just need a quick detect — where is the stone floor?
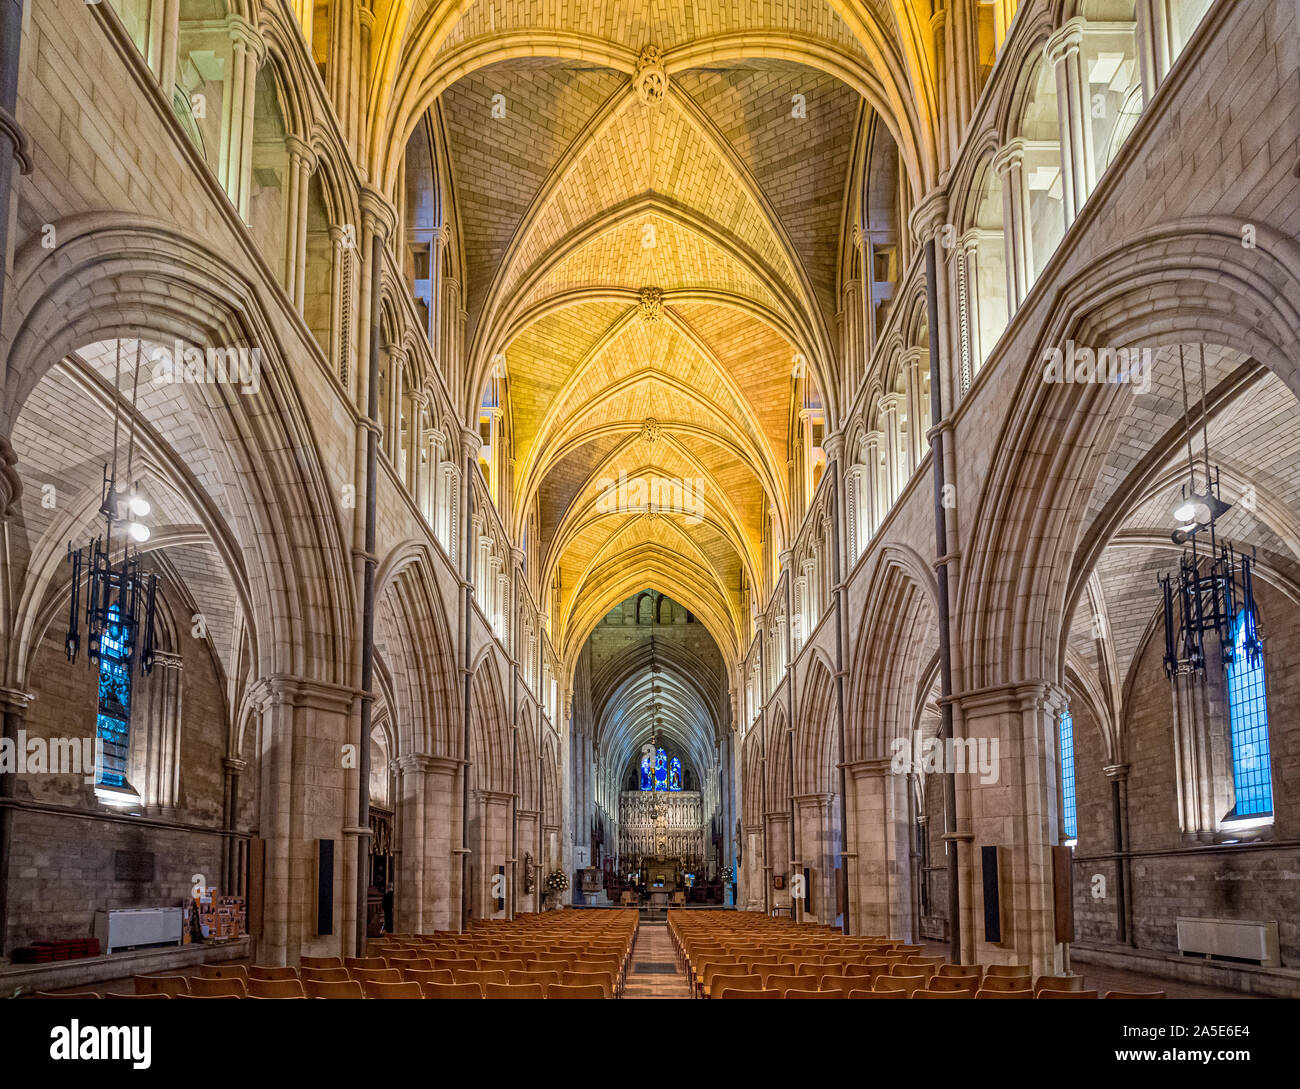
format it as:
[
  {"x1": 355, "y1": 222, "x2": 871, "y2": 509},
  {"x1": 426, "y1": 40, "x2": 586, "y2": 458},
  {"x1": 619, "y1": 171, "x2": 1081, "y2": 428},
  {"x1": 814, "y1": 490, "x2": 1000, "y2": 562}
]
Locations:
[{"x1": 622, "y1": 922, "x2": 693, "y2": 999}]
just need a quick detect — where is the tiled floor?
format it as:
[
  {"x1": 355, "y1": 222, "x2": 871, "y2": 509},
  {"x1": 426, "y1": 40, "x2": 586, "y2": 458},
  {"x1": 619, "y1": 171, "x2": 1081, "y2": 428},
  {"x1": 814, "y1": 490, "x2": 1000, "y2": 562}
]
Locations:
[{"x1": 622, "y1": 923, "x2": 692, "y2": 999}]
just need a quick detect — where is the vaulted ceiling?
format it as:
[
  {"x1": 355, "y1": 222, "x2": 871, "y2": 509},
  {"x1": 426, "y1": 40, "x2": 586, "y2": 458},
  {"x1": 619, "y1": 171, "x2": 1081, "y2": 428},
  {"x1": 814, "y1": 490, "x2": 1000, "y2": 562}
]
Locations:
[{"x1": 393, "y1": 0, "x2": 935, "y2": 665}]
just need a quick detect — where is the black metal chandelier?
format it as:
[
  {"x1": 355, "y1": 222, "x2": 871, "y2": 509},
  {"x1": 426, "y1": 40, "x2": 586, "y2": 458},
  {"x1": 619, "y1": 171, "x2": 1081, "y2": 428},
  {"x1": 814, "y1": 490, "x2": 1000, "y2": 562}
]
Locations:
[
  {"x1": 64, "y1": 340, "x2": 160, "y2": 682},
  {"x1": 1158, "y1": 345, "x2": 1260, "y2": 679}
]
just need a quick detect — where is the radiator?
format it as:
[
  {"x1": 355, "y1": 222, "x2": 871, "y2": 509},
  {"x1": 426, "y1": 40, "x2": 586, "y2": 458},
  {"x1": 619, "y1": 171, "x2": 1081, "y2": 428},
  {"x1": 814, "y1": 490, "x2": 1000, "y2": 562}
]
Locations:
[
  {"x1": 93, "y1": 908, "x2": 183, "y2": 954},
  {"x1": 1176, "y1": 916, "x2": 1280, "y2": 967}
]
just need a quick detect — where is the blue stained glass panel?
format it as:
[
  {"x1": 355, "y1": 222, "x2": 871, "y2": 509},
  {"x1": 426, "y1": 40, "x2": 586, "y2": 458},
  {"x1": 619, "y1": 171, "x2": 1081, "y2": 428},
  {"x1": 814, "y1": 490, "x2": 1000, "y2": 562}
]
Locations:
[
  {"x1": 1227, "y1": 610, "x2": 1273, "y2": 817},
  {"x1": 96, "y1": 605, "x2": 132, "y2": 789},
  {"x1": 654, "y1": 747, "x2": 667, "y2": 791},
  {"x1": 669, "y1": 757, "x2": 682, "y2": 791},
  {"x1": 1059, "y1": 710, "x2": 1076, "y2": 840},
  {"x1": 640, "y1": 753, "x2": 653, "y2": 791}
]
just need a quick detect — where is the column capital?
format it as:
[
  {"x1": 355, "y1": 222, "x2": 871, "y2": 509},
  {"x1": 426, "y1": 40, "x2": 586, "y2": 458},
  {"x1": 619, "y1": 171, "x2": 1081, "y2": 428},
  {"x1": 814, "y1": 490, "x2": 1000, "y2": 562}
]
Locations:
[
  {"x1": 1045, "y1": 17, "x2": 1087, "y2": 64},
  {"x1": 226, "y1": 16, "x2": 267, "y2": 63},
  {"x1": 284, "y1": 133, "x2": 317, "y2": 171},
  {"x1": 0, "y1": 686, "x2": 32, "y2": 712},
  {"x1": 1103, "y1": 763, "x2": 1131, "y2": 782},
  {"x1": 0, "y1": 436, "x2": 22, "y2": 520},
  {"x1": 992, "y1": 137, "x2": 1028, "y2": 174},
  {"x1": 246, "y1": 674, "x2": 358, "y2": 714},
  {"x1": 359, "y1": 185, "x2": 399, "y2": 244},
  {"x1": 821, "y1": 430, "x2": 846, "y2": 461},
  {"x1": 222, "y1": 756, "x2": 248, "y2": 775},
  {"x1": 908, "y1": 185, "x2": 950, "y2": 246},
  {"x1": 150, "y1": 650, "x2": 185, "y2": 671}
]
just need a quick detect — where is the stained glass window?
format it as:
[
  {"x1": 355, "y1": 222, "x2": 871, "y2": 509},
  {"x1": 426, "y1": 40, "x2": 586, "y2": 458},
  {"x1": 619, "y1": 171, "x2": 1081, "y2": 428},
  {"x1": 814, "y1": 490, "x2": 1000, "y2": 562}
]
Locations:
[
  {"x1": 1227, "y1": 609, "x2": 1272, "y2": 818},
  {"x1": 653, "y1": 747, "x2": 668, "y2": 791},
  {"x1": 669, "y1": 757, "x2": 682, "y2": 791},
  {"x1": 96, "y1": 605, "x2": 132, "y2": 788},
  {"x1": 639, "y1": 752, "x2": 653, "y2": 791},
  {"x1": 1059, "y1": 709, "x2": 1076, "y2": 841}
]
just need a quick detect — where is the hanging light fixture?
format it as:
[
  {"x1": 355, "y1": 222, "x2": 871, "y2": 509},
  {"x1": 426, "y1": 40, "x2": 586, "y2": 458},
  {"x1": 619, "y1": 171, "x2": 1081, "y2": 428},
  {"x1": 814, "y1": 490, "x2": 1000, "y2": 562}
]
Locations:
[
  {"x1": 1158, "y1": 344, "x2": 1259, "y2": 679},
  {"x1": 65, "y1": 339, "x2": 161, "y2": 683}
]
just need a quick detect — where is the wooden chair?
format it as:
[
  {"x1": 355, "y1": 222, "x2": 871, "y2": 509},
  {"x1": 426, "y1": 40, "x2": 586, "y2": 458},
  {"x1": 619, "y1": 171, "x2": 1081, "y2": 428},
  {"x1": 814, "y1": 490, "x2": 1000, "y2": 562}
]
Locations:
[
  {"x1": 247, "y1": 977, "x2": 306, "y2": 998},
  {"x1": 936, "y1": 964, "x2": 982, "y2": 981},
  {"x1": 890, "y1": 964, "x2": 936, "y2": 982},
  {"x1": 301, "y1": 956, "x2": 343, "y2": 969},
  {"x1": 134, "y1": 975, "x2": 189, "y2": 997},
  {"x1": 1037, "y1": 989, "x2": 1098, "y2": 999},
  {"x1": 176, "y1": 994, "x2": 241, "y2": 1000},
  {"x1": 424, "y1": 981, "x2": 484, "y2": 999},
  {"x1": 456, "y1": 968, "x2": 508, "y2": 989},
  {"x1": 249, "y1": 966, "x2": 298, "y2": 981},
  {"x1": 717, "y1": 987, "x2": 780, "y2": 999},
  {"x1": 385, "y1": 957, "x2": 433, "y2": 972},
  {"x1": 188, "y1": 977, "x2": 247, "y2": 997},
  {"x1": 1034, "y1": 975, "x2": 1088, "y2": 995},
  {"x1": 904, "y1": 956, "x2": 946, "y2": 968},
  {"x1": 763, "y1": 973, "x2": 805, "y2": 995},
  {"x1": 708, "y1": 973, "x2": 763, "y2": 997},
  {"x1": 546, "y1": 983, "x2": 607, "y2": 999},
  {"x1": 349, "y1": 967, "x2": 401, "y2": 985},
  {"x1": 404, "y1": 968, "x2": 455, "y2": 987},
  {"x1": 105, "y1": 992, "x2": 168, "y2": 999},
  {"x1": 36, "y1": 991, "x2": 102, "y2": 998},
  {"x1": 485, "y1": 982, "x2": 545, "y2": 999},
  {"x1": 928, "y1": 975, "x2": 978, "y2": 993},
  {"x1": 873, "y1": 976, "x2": 925, "y2": 997},
  {"x1": 1105, "y1": 990, "x2": 1166, "y2": 999},
  {"x1": 916, "y1": 988, "x2": 973, "y2": 999},
  {"x1": 510, "y1": 969, "x2": 561, "y2": 988},
  {"x1": 560, "y1": 971, "x2": 612, "y2": 998},
  {"x1": 365, "y1": 980, "x2": 424, "y2": 999},
  {"x1": 344, "y1": 957, "x2": 387, "y2": 970},
  {"x1": 985, "y1": 964, "x2": 1032, "y2": 978},
  {"x1": 975, "y1": 988, "x2": 1033, "y2": 999},
  {"x1": 978, "y1": 974, "x2": 1032, "y2": 992},
  {"x1": 785, "y1": 988, "x2": 838, "y2": 999},
  {"x1": 847, "y1": 989, "x2": 895, "y2": 999},
  {"x1": 197, "y1": 963, "x2": 248, "y2": 981},
  {"x1": 433, "y1": 958, "x2": 478, "y2": 973},
  {"x1": 305, "y1": 979, "x2": 365, "y2": 999},
  {"x1": 301, "y1": 966, "x2": 350, "y2": 983}
]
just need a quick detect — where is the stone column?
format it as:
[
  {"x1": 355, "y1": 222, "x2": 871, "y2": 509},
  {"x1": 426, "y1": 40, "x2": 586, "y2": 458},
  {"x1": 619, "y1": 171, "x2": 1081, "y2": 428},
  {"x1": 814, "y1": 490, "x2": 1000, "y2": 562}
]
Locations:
[
  {"x1": 137, "y1": 650, "x2": 184, "y2": 817},
  {"x1": 953, "y1": 682, "x2": 1068, "y2": 976},
  {"x1": 250, "y1": 676, "x2": 356, "y2": 964},
  {"x1": 424, "y1": 756, "x2": 464, "y2": 931},
  {"x1": 903, "y1": 349, "x2": 928, "y2": 471},
  {"x1": 794, "y1": 792, "x2": 837, "y2": 923},
  {"x1": 877, "y1": 392, "x2": 906, "y2": 501},
  {"x1": 0, "y1": 687, "x2": 31, "y2": 955},
  {"x1": 1135, "y1": 0, "x2": 1174, "y2": 102},
  {"x1": 846, "y1": 759, "x2": 912, "y2": 938},
  {"x1": 148, "y1": 0, "x2": 181, "y2": 101},
  {"x1": 861, "y1": 431, "x2": 885, "y2": 531},
  {"x1": 221, "y1": 18, "x2": 265, "y2": 221},
  {"x1": 395, "y1": 754, "x2": 430, "y2": 934},
  {"x1": 1170, "y1": 672, "x2": 1230, "y2": 840},
  {"x1": 1048, "y1": 19, "x2": 1096, "y2": 226},
  {"x1": 221, "y1": 756, "x2": 247, "y2": 894},
  {"x1": 283, "y1": 135, "x2": 317, "y2": 311},
  {"x1": 993, "y1": 139, "x2": 1032, "y2": 308}
]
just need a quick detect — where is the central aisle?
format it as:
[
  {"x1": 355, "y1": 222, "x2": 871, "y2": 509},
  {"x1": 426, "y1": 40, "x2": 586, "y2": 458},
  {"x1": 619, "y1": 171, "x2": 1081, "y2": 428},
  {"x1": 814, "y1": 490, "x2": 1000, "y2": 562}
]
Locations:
[{"x1": 622, "y1": 921, "x2": 693, "y2": 999}]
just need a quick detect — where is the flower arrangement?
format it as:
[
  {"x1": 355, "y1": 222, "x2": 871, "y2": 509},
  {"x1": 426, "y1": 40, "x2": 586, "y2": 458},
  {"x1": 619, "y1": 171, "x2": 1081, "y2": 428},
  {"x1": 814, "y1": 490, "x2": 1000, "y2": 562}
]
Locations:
[
  {"x1": 720, "y1": 867, "x2": 735, "y2": 882},
  {"x1": 545, "y1": 869, "x2": 569, "y2": 892}
]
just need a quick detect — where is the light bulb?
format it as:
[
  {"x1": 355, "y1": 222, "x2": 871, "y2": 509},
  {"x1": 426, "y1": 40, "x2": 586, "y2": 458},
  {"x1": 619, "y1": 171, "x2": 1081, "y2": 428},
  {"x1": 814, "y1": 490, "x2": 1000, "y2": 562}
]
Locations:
[
  {"x1": 128, "y1": 522, "x2": 150, "y2": 543},
  {"x1": 1174, "y1": 502, "x2": 1195, "y2": 523},
  {"x1": 128, "y1": 495, "x2": 151, "y2": 517}
]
